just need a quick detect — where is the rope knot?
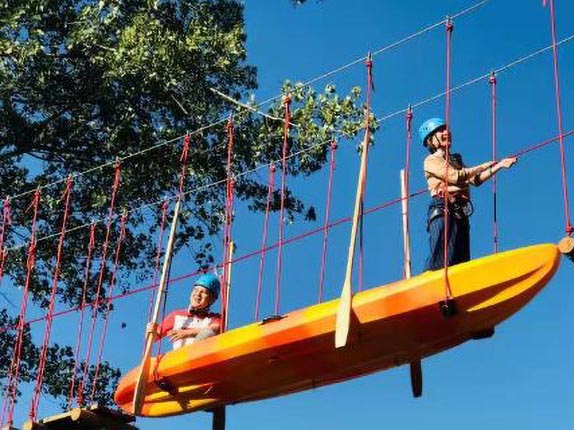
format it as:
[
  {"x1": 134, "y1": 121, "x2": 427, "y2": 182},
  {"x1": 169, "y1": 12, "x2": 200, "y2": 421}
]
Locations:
[{"x1": 489, "y1": 71, "x2": 497, "y2": 85}]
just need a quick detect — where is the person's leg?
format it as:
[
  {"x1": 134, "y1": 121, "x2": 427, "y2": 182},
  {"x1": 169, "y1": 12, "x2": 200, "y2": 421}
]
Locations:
[
  {"x1": 451, "y1": 216, "x2": 470, "y2": 265},
  {"x1": 425, "y1": 214, "x2": 445, "y2": 271}
]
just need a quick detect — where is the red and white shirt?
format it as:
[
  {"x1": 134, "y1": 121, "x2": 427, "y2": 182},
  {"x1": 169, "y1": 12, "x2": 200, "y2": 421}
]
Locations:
[{"x1": 158, "y1": 308, "x2": 221, "y2": 350}]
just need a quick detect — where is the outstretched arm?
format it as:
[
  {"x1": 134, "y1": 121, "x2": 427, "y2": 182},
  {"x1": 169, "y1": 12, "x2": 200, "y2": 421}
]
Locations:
[{"x1": 471, "y1": 157, "x2": 517, "y2": 186}]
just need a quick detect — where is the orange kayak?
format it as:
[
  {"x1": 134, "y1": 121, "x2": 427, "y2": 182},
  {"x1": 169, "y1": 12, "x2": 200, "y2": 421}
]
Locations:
[{"x1": 114, "y1": 244, "x2": 560, "y2": 417}]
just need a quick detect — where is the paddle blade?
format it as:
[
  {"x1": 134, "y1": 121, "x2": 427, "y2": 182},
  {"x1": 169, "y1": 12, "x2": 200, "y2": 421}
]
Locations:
[
  {"x1": 335, "y1": 280, "x2": 352, "y2": 348},
  {"x1": 132, "y1": 335, "x2": 154, "y2": 415}
]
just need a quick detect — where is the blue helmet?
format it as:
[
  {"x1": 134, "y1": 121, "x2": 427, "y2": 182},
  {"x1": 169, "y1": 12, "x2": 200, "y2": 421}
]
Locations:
[
  {"x1": 194, "y1": 273, "x2": 221, "y2": 300},
  {"x1": 419, "y1": 117, "x2": 446, "y2": 145}
]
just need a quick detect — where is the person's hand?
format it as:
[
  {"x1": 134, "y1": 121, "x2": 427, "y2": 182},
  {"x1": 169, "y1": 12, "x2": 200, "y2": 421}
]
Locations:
[
  {"x1": 496, "y1": 157, "x2": 517, "y2": 169},
  {"x1": 168, "y1": 328, "x2": 193, "y2": 342},
  {"x1": 146, "y1": 322, "x2": 159, "y2": 337}
]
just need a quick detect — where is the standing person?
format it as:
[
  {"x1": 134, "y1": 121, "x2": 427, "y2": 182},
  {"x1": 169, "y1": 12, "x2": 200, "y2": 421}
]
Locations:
[
  {"x1": 419, "y1": 118, "x2": 517, "y2": 271},
  {"x1": 149, "y1": 273, "x2": 222, "y2": 350}
]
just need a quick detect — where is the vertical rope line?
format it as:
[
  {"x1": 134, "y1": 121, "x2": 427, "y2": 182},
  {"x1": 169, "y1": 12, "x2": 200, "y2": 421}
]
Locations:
[
  {"x1": 275, "y1": 95, "x2": 291, "y2": 315},
  {"x1": 0, "y1": 198, "x2": 12, "y2": 286},
  {"x1": 77, "y1": 161, "x2": 121, "y2": 406},
  {"x1": 489, "y1": 72, "x2": 499, "y2": 253},
  {"x1": 318, "y1": 141, "x2": 338, "y2": 303},
  {"x1": 178, "y1": 134, "x2": 191, "y2": 199},
  {"x1": 2, "y1": 189, "x2": 41, "y2": 426},
  {"x1": 404, "y1": 106, "x2": 414, "y2": 278},
  {"x1": 443, "y1": 17, "x2": 454, "y2": 300},
  {"x1": 221, "y1": 116, "x2": 235, "y2": 331},
  {"x1": 358, "y1": 53, "x2": 373, "y2": 292},
  {"x1": 255, "y1": 164, "x2": 276, "y2": 320},
  {"x1": 29, "y1": 177, "x2": 74, "y2": 421},
  {"x1": 154, "y1": 132, "x2": 194, "y2": 368},
  {"x1": 146, "y1": 198, "x2": 170, "y2": 329},
  {"x1": 68, "y1": 222, "x2": 96, "y2": 409},
  {"x1": 405, "y1": 106, "x2": 413, "y2": 192},
  {"x1": 545, "y1": 0, "x2": 573, "y2": 235},
  {"x1": 89, "y1": 212, "x2": 127, "y2": 404}
]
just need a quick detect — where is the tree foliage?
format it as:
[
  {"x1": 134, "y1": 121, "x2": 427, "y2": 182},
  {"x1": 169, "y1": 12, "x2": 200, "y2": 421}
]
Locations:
[{"x1": 0, "y1": 0, "x2": 376, "y2": 411}]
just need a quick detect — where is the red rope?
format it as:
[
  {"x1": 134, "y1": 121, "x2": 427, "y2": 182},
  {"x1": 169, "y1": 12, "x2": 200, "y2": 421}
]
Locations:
[
  {"x1": 442, "y1": 17, "x2": 454, "y2": 300},
  {"x1": 29, "y1": 177, "x2": 73, "y2": 420},
  {"x1": 146, "y1": 198, "x2": 169, "y2": 329},
  {"x1": 544, "y1": 0, "x2": 573, "y2": 235},
  {"x1": 178, "y1": 134, "x2": 191, "y2": 199},
  {"x1": 221, "y1": 116, "x2": 236, "y2": 331},
  {"x1": 255, "y1": 164, "x2": 276, "y2": 320},
  {"x1": 489, "y1": 72, "x2": 499, "y2": 253},
  {"x1": 0, "y1": 197, "x2": 12, "y2": 286},
  {"x1": 89, "y1": 212, "x2": 127, "y2": 404},
  {"x1": 318, "y1": 141, "x2": 338, "y2": 303},
  {"x1": 68, "y1": 222, "x2": 96, "y2": 409},
  {"x1": 77, "y1": 161, "x2": 121, "y2": 406},
  {"x1": 405, "y1": 106, "x2": 413, "y2": 188},
  {"x1": 152, "y1": 131, "x2": 197, "y2": 371},
  {"x1": 403, "y1": 106, "x2": 414, "y2": 278},
  {"x1": 2, "y1": 189, "x2": 41, "y2": 426},
  {"x1": 358, "y1": 53, "x2": 374, "y2": 292},
  {"x1": 275, "y1": 95, "x2": 291, "y2": 315}
]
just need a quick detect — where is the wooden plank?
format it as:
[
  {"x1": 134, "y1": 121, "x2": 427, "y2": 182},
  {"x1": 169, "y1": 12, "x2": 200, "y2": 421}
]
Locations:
[{"x1": 22, "y1": 405, "x2": 137, "y2": 430}]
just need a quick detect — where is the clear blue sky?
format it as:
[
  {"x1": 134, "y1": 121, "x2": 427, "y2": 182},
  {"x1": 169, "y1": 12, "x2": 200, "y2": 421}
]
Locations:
[{"x1": 12, "y1": 1, "x2": 574, "y2": 429}]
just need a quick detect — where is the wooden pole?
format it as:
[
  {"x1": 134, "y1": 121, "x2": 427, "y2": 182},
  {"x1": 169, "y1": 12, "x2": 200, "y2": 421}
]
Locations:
[
  {"x1": 335, "y1": 139, "x2": 369, "y2": 348},
  {"x1": 223, "y1": 241, "x2": 234, "y2": 332},
  {"x1": 132, "y1": 198, "x2": 182, "y2": 415}
]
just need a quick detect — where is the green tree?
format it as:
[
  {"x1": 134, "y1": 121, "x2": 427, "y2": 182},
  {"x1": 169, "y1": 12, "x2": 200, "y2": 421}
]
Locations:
[{"x1": 0, "y1": 0, "x2": 375, "y2": 411}]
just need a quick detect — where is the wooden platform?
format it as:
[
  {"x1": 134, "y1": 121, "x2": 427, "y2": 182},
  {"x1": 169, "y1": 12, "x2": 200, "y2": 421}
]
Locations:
[{"x1": 23, "y1": 404, "x2": 137, "y2": 430}]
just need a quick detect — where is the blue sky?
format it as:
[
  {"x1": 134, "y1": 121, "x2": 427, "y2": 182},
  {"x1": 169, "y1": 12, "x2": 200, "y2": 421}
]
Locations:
[{"x1": 9, "y1": 1, "x2": 574, "y2": 429}]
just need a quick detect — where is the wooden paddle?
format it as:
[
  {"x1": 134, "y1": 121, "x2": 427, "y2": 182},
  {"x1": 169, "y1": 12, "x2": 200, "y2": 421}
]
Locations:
[
  {"x1": 132, "y1": 198, "x2": 182, "y2": 415},
  {"x1": 335, "y1": 139, "x2": 369, "y2": 348},
  {"x1": 400, "y1": 169, "x2": 423, "y2": 397}
]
